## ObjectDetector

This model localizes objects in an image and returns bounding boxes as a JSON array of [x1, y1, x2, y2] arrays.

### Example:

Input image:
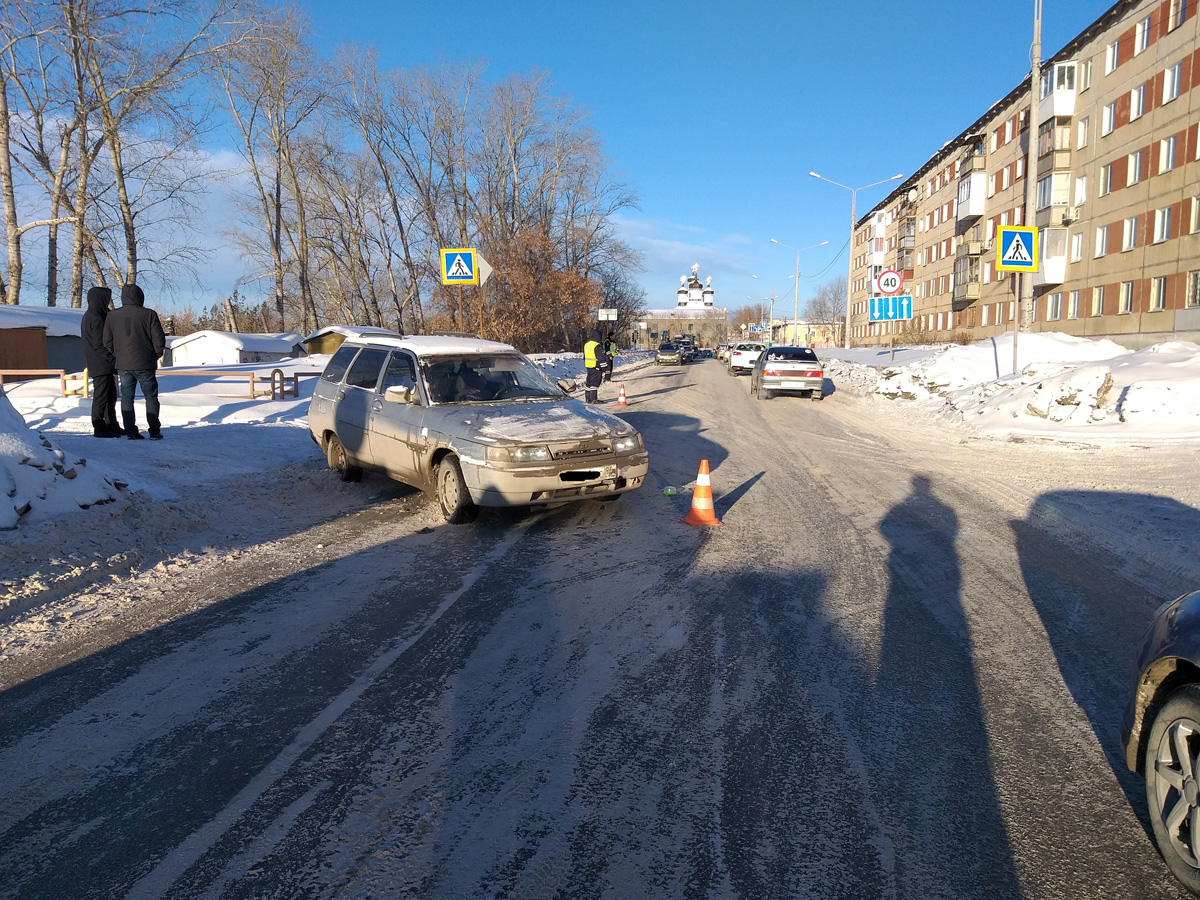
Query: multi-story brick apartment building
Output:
[[848, 0, 1198, 349]]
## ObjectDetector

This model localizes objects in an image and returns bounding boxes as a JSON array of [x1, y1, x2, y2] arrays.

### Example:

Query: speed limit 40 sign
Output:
[[876, 269, 903, 295]]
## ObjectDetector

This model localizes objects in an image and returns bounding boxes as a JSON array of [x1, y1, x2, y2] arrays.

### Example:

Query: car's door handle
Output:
[[336, 390, 346, 401], [371, 399, 383, 411]]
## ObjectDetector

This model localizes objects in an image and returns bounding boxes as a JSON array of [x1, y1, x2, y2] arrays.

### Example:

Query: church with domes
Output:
[[635, 264, 728, 348]]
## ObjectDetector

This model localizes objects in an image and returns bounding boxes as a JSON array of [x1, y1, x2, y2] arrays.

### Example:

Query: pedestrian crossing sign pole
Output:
[[996, 226, 1038, 272]]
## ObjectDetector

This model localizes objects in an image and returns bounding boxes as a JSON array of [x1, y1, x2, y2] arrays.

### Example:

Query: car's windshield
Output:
[[421, 354, 563, 404], [659, 343, 677, 351]]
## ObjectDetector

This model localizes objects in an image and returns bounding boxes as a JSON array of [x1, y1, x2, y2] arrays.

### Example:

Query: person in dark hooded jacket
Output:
[[102, 283, 167, 440], [80, 286, 121, 437]]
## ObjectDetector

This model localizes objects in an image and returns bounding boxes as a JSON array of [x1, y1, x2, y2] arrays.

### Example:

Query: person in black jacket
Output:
[[102, 283, 167, 440], [80, 286, 121, 438]]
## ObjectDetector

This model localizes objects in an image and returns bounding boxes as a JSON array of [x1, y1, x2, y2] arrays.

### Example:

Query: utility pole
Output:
[[1017, 0, 1042, 374]]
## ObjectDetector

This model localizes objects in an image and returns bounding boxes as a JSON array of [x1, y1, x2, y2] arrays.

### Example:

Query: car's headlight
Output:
[[487, 445, 552, 463], [612, 434, 642, 453]]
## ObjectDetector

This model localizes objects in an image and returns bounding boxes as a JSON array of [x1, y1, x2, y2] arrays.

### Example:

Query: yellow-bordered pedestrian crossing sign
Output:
[[440, 248, 478, 285], [996, 226, 1038, 272]]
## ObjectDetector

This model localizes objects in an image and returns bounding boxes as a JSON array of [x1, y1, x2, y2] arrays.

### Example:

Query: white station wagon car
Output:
[[308, 335, 650, 522]]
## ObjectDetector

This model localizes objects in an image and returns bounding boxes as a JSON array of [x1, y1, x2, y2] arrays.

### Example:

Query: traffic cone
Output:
[[682, 459, 722, 526], [616, 383, 628, 407]]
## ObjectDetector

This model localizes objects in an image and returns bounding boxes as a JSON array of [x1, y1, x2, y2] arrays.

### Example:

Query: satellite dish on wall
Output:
[[907, 189, 918, 203]]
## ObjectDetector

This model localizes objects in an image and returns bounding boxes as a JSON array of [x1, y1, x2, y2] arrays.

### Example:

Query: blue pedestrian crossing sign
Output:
[[440, 248, 478, 285], [996, 226, 1038, 272], [869, 295, 913, 322]]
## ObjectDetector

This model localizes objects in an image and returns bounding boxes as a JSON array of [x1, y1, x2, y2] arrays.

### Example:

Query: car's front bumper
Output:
[[461, 451, 650, 507]]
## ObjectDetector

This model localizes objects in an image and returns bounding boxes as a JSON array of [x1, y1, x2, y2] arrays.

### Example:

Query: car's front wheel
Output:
[[1145, 683, 1200, 894], [326, 435, 362, 482], [436, 455, 478, 524]]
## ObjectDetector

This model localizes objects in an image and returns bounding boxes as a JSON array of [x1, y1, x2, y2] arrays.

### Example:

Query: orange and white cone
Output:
[[616, 383, 628, 407], [682, 459, 722, 526]]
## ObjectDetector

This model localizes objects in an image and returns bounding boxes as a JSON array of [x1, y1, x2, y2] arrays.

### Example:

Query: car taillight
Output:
[[763, 368, 785, 377]]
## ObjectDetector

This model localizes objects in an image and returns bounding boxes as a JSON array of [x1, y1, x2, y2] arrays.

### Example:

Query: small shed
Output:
[[0, 306, 87, 373], [303, 325, 399, 356], [167, 331, 304, 367]]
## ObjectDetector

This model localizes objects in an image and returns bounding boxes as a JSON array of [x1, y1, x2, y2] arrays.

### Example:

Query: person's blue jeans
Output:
[[119, 369, 160, 417]]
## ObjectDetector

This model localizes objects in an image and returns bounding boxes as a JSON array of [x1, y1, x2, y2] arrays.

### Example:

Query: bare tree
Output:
[[804, 279, 845, 344]]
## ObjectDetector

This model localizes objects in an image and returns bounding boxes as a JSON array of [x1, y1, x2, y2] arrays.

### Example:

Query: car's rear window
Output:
[[764, 347, 819, 362], [320, 344, 360, 383]]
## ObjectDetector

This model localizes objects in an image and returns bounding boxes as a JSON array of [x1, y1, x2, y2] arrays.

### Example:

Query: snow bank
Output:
[[832, 332, 1200, 440], [0, 389, 123, 529]]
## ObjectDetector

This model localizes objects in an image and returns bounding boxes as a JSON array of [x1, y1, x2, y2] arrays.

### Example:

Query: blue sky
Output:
[[205, 0, 1106, 317]]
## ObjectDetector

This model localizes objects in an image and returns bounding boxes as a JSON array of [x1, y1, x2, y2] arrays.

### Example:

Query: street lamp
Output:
[[810, 171, 904, 348], [771, 239, 829, 345]]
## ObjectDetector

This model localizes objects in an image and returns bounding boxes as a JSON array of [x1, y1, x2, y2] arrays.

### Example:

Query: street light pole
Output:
[[771, 239, 829, 344], [809, 171, 904, 348], [1016, 0, 1042, 374]]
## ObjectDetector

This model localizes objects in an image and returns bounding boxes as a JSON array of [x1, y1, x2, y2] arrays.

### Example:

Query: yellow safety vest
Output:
[[584, 340, 600, 368]]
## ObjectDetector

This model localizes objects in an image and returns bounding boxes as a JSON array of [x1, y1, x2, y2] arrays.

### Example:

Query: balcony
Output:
[[957, 172, 987, 221], [955, 239, 983, 258], [1035, 205, 1076, 229], [1039, 62, 1077, 125], [1033, 227, 1068, 287], [959, 152, 986, 174], [952, 285, 980, 308]]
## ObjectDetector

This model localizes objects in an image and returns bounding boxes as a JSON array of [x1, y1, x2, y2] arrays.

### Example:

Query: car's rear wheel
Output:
[[326, 435, 362, 482], [812, 387, 824, 401], [757, 383, 771, 400], [436, 455, 478, 524], [1145, 683, 1200, 894]]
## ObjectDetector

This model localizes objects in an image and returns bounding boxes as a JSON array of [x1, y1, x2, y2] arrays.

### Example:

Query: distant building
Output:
[[302, 325, 400, 356], [0, 306, 86, 373], [848, 0, 1199, 350], [167, 331, 304, 367], [638, 264, 729, 347]]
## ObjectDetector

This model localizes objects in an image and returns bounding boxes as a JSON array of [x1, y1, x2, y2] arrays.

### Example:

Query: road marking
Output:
[[125, 523, 535, 899]]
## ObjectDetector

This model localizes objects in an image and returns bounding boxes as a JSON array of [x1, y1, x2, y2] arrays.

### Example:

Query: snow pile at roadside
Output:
[[0, 389, 123, 529], [851, 332, 1200, 439]]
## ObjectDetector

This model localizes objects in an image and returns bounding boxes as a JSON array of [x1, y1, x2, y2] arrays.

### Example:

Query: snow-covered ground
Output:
[[4, 333, 1199, 630], [823, 331, 1200, 441]]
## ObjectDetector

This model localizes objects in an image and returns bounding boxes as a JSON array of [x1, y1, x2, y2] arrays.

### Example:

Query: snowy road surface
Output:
[[3, 358, 1199, 899]]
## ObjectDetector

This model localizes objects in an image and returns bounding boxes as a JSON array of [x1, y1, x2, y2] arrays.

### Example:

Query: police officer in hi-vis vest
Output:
[[583, 328, 610, 404]]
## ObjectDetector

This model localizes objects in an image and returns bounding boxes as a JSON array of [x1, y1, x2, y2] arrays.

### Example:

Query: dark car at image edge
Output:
[[1121, 588, 1200, 895]]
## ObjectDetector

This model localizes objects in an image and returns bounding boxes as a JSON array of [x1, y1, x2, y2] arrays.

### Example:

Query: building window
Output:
[[1048, 292, 1063, 320], [1077, 116, 1090, 149], [1151, 276, 1167, 311], [1001, 211, 1010, 226], [1069, 290, 1080, 318], [1036, 173, 1069, 209], [1136, 15, 1151, 54], [1100, 164, 1113, 195], [1080, 59, 1093, 90], [1169, 0, 1188, 31], [1161, 135, 1177, 172], [1005, 119, 1013, 143], [1105, 40, 1119, 74], [1075, 175, 1087, 206], [1119, 280, 1134, 314], [1123, 216, 1138, 251], [1129, 150, 1142, 184], [1131, 84, 1146, 121], [983, 261, 991, 284], [1071, 232, 1083, 261], [1164, 62, 1182, 103], [1002, 167, 1011, 190], [1154, 206, 1172, 242], [1102, 102, 1116, 135], [1193, 197, 1200, 233], [1096, 225, 1108, 256], [981, 304, 990, 326], [1093, 285, 1106, 316], [1188, 271, 1200, 307], [990, 130, 999, 153]]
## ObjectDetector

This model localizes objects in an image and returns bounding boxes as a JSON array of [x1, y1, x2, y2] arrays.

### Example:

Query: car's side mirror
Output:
[[558, 379, 577, 394], [384, 385, 416, 404]]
